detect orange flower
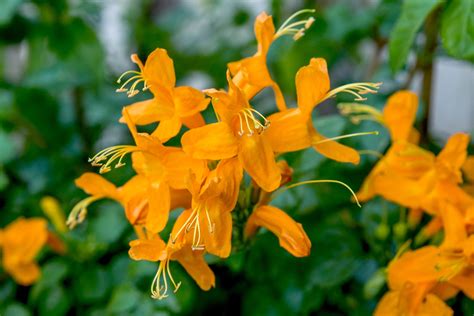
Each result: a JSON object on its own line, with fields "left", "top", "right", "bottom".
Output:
{"left": 245, "top": 205, "right": 311, "bottom": 257}
{"left": 182, "top": 72, "right": 282, "bottom": 192}
{"left": 129, "top": 210, "right": 216, "bottom": 300}
{"left": 68, "top": 109, "right": 205, "bottom": 233}
{"left": 266, "top": 58, "right": 380, "bottom": 164}
{"left": 0, "top": 218, "right": 63, "bottom": 285}
{"left": 462, "top": 156, "right": 474, "bottom": 196}
{"left": 117, "top": 48, "right": 209, "bottom": 141}
{"left": 170, "top": 158, "right": 243, "bottom": 257}
{"left": 380, "top": 202, "right": 474, "bottom": 315}
{"left": 228, "top": 10, "right": 316, "bottom": 111}
{"left": 374, "top": 285, "right": 453, "bottom": 316}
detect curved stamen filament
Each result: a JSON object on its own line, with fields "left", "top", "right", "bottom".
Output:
{"left": 88, "top": 145, "right": 138, "bottom": 174}
{"left": 116, "top": 69, "right": 148, "bottom": 97}
{"left": 275, "top": 9, "right": 316, "bottom": 40}
{"left": 171, "top": 205, "right": 215, "bottom": 250}
{"left": 274, "top": 179, "right": 361, "bottom": 207}
{"left": 66, "top": 196, "right": 101, "bottom": 229}
{"left": 338, "top": 103, "right": 384, "bottom": 125}
{"left": 312, "top": 131, "right": 379, "bottom": 145}
{"left": 151, "top": 258, "right": 181, "bottom": 300}
{"left": 323, "top": 82, "right": 382, "bottom": 103}
{"left": 237, "top": 108, "right": 270, "bottom": 136}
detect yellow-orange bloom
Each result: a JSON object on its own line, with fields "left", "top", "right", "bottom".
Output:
{"left": 118, "top": 48, "right": 209, "bottom": 141}
{"left": 245, "top": 205, "right": 311, "bottom": 257}
{"left": 69, "top": 109, "right": 206, "bottom": 233}
{"left": 182, "top": 72, "right": 282, "bottom": 192}
{"left": 266, "top": 58, "right": 380, "bottom": 164}
{"left": 171, "top": 158, "right": 243, "bottom": 257}
{"left": 0, "top": 218, "right": 63, "bottom": 285}
{"left": 129, "top": 210, "right": 216, "bottom": 300}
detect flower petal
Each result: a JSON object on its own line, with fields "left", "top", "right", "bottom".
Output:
{"left": 296, "top": 58, "right": 330, "bottom": 115}
{"left": 181, "top": 112, "right": 206, "bottom": 129}
{"left": 437, "top": 133, "right": 470, "bottom": 182}
{"left": 128, "top": 237, "right": 167, "bottom": 262}
{"left": 5, "top": 262, "right": 41, "bottom": 286}
{"left": 173, "top": 86, "right": 209, "bottom": 117}
{"left": 119, "top": 98, "right": 174, "bottom": 125}
{"left": 311, "top": 127, "right": 360, "bottom": 164}
{"left": 181, "top": 122, "right": 239, "bottom": 160}
{"left": 175, "top": 247, "right": 215, "bottom": 291}
{"left": 265, "top": 109, "right": 311, "bottom": 153}
{"left": 146, "top": 181, "right": 170, "bottom": 233}
{"left": 245, "top": 205, "right": 311, "bottom": 257}
{"left": 200, "top": 200, "right": 233, "bottom": 258}
{"left": 382, "top": 91, "right": 418, "bottom": 142}
{"left": 152, "top": 115, "right": 182, "bottom": 142}
{"left": 144, "top": 48, "right": 176, "bottom": 90}
{"left": 238, "top": 134, "right": 281, "bottom": 192}
{"left": 75, "top": 173, "right": 117, "bottom": 198}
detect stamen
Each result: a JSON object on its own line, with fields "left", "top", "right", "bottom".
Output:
{"left": 205, "top": 206, "right": 215, "bottom": 233}
{"left": 273, "top": 179, "right": 361, "bottom": 207}
{"left": 171, "top": 208, "right": 198, "bottom": 243}
{"left": 151, "top": 260, "right": 168, "bottom": 300}
{"left": 323, "top": 82, "right": 382, "bottom": 103}
{"left": 274, "top": 9, "right": 316, "bottom": 40}
{"left": 66, "top": 196, "right": 101, "bottom": 229}
{"left": 338, "top": 103, "right": 384, "bottom": 125}
{"left": 115, "top": 69, "right": 148, "bottom": 97}
{"left": 88, "top": 145, "right": 138, "bottom": 174}
{"left": 166, "top": 260, "right": 181, "bottom": 293}
{"left": 312, "top": 131, "right": 379, "bottom": 145}
{"left": 237, "top": 108, "right": 270, "bottom": 136}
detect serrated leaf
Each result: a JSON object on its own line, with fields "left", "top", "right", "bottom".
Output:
{"left": 389, "top": 0, "right": 444, "bottom": 72}
{"left": 441, "top": 0, "right": 474, "bottom": 60}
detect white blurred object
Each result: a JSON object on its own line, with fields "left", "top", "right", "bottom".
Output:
{"left": 98, "top": 0, "right": 132, "bottom": 74}
{"left": 430, "top": 57, "right": 474, "bottom": 139}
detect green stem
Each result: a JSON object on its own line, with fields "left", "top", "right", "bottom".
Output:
{"left": 419, "top": 7, "right": 441, "bottom": 143}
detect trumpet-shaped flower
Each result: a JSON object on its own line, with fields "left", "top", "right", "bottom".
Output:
{"left": 228, "top": 10, "right": 315, "bottom": 111}
{"left": 68, "top": 109, "right": 205, "bottom": 233}
{"left": 0, "top": 218, "right": 63, "bottom": 285}
{"left": 182, "top": 72, "right": 283, "bottom": 192}
{"left": 117, "top": 48, "right": 209, "bottom": 141}
{"left": 129, "top": 208, "right": 218, "bottom": 300}
{"left": 171, "top": 158, "right": 243, "bottom": 257}
{"left": 266, "top": 58, "right": 380, "bottom": 164}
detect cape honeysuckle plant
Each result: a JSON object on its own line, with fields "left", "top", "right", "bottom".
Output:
{"left": 67, "top": 10, "right": 382, "bottom": 300}
{"left": 340, "top": 91, "right": 474, "bottom": 315}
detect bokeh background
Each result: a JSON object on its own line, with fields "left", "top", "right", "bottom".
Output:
{"left": 0, "top": 0, "right": 473, "bottom": 315}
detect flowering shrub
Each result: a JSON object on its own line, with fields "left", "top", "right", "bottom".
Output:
{"left": 0, "top": 1, "right": 472, "bottom": 315}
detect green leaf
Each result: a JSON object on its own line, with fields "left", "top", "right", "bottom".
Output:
{"left": 307, "top": 226, "right": 362, "bottom": 288}
{"left": 107, "top": 284, "right": 141, "bottom": 313}
{"left": 38, "top": 286, "right": 70, "bottom": 316}
{"left": 73, "top": 266, "right": 110, "bottom": 303}
{"left": 30, "top": 259, "right": 69, "bottom": 303}
{"left": 389, "top": 0, "right": 444, "bottom": 72}
{"left": 3, "top": 303, "right": 31, "bottom": 316}
{"left": 0, "top": 0, "right": 23, "bottom": 26}
{"left": 0, "top": 130, "right": 16, "bottom": 164}
{"left": 441, "top": 0, "right": 474, "bottom": 60}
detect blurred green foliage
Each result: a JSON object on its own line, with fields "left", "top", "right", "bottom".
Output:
{"left": 0, "top": 0, "right": 472, "bottom": 315}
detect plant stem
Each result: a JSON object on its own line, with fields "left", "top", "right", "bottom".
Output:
{"left": 419, "top": 8, "right": 441, "bottom": 143}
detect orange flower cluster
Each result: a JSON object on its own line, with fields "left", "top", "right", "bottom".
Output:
{"left": 345, "top": 91, "right": 473, "bottom": 315}
{"left": 68, "top": 10, "right": 381, "bottom": 299}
